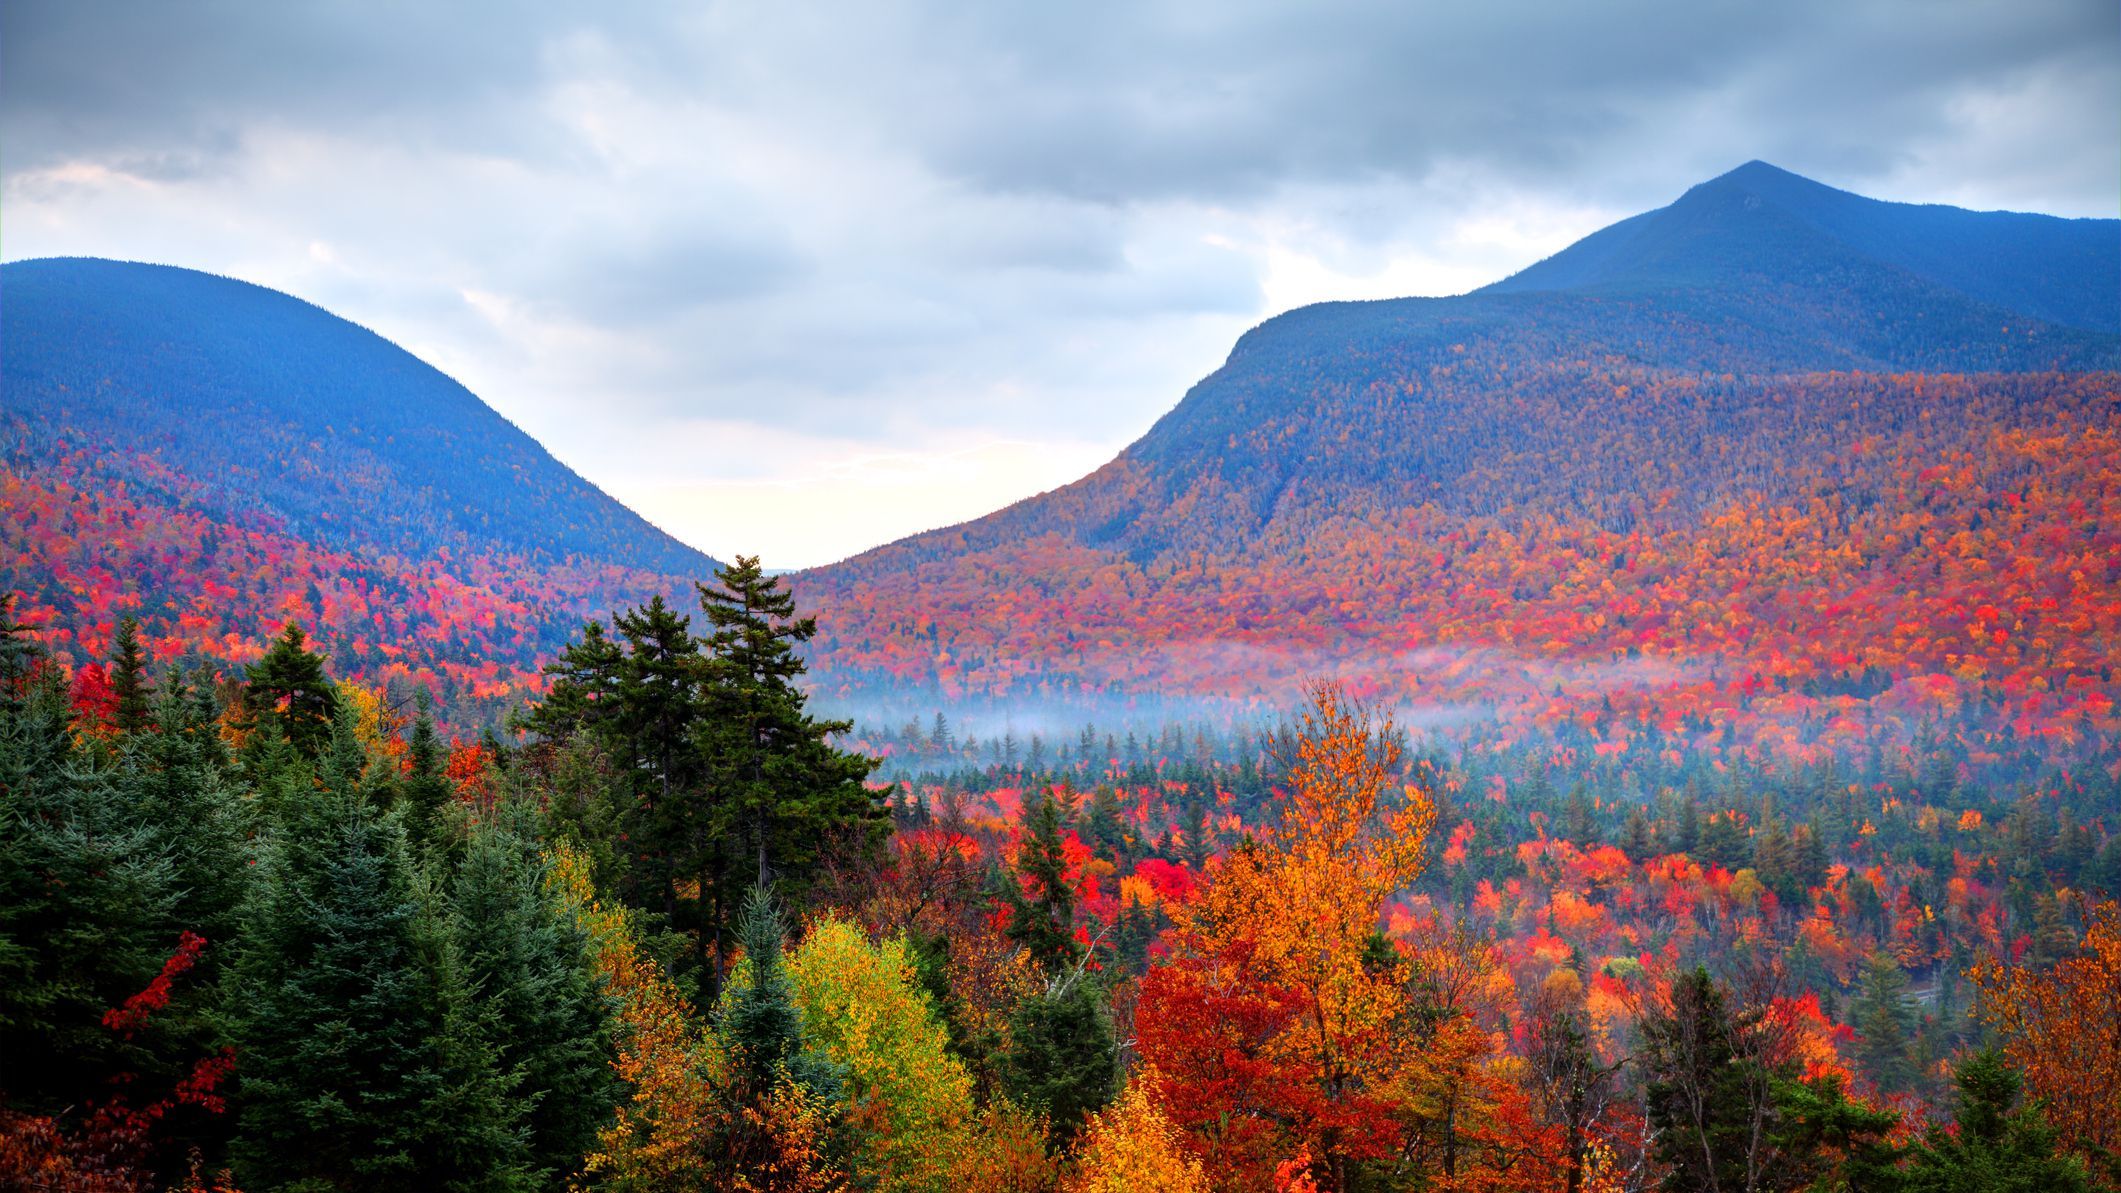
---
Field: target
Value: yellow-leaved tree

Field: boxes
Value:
[787,916,977,1192]
[1067,1073,1207,1193]
[548,844,718,1190]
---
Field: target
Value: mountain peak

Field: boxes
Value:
[1482,163,2119,331]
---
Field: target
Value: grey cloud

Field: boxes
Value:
[528,221,806,325]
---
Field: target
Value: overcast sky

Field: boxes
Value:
[6,1,2116,567]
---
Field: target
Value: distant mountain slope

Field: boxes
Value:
[799,165,2121,758]
[1,258,717,718]
[815,163,2119,571]
[2,257,713,575]
[1486,161,2120,333]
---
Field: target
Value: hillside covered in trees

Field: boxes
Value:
[5,163,2121,1191]
[6,589,2117,1191]
[1,259,715,716]
[798,164,2121,771]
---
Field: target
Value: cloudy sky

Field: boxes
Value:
[6,0,2116,567]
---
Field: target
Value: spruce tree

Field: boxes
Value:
[694,557,883,894]
[996,785,1116,1139]
[1641,966,1754,1192]
[1000,973,1117,1142]
[120,670,250,953]
[719,886,841,1103]
[109,615,153,734]
[522,619,626,745]
[683,557,883,991]
[451,798,619,1185]
[1004,789,1079,973]
[241,621,339,759]
[713,887,845,1183]
[1895,1050,2092,1192]
[1852,952,1917,1093]
[1084,785,1128,862]
[402,688,454,850]
[0,626,179,1113]
[230,709,518,1191]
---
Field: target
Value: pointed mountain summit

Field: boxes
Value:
[809,164,2119,578]
[1485,160,2118,332]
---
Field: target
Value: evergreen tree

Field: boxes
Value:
[1641,966,1755,1193]
[241,621,339,759]
[1624,805,1653,858]
[230,709,519,1190]
[1180,799,1213,870]
[1894,1050,2092,1192]
[521,619,626,745]
[713,887,845,1183]
[1084,785,1128,862]
[1000,971,1117,1142]
[1677,793,1702,856]
[417,865,537,1192]
[1565,782,1598,843]
[0,619,179,1113]
[1004,789,1078,973]
[451,798,620,1185]
[683,557,884,990]
[120,670,250,952]
[402,688,454,850]
[720,887,842,1103]
[1853,952,1917,1093]
[109,615,153,734]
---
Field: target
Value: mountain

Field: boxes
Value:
[799,164,2121,757]
[3,257,711,574]
[1,258,717,715]
[1485,161,2120,333]
[814,162,2119,571]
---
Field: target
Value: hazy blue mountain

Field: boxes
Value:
[813,162,2121,574]
[2,257,713,575]
[1485,160,2119,333]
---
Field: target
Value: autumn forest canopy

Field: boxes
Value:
[4,162,2121,1191]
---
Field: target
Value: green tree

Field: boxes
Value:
[713,887,845,1181]
[401,688,454,850]
[1004,789,1078,974]
[451,797,620,1186]
[241,621,340,759]
[1894,1049,2091,1192]
[999,970,1117,1143]
[693,557,883,895]
[0,614,179,1114]
[522,619,627,746]
[1641,966,1759,1193]
[118,669,251,958]
[109,615,153,734]
[230,709,521,1191]
[1853,952,1918,1094]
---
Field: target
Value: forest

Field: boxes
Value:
[4,558,2117,1192]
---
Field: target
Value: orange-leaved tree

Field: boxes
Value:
[1968,897,2121,1167]
[1140,682,1437,1192]
[549,844,717,1190]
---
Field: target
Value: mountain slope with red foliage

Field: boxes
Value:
[797,165,2121,761]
